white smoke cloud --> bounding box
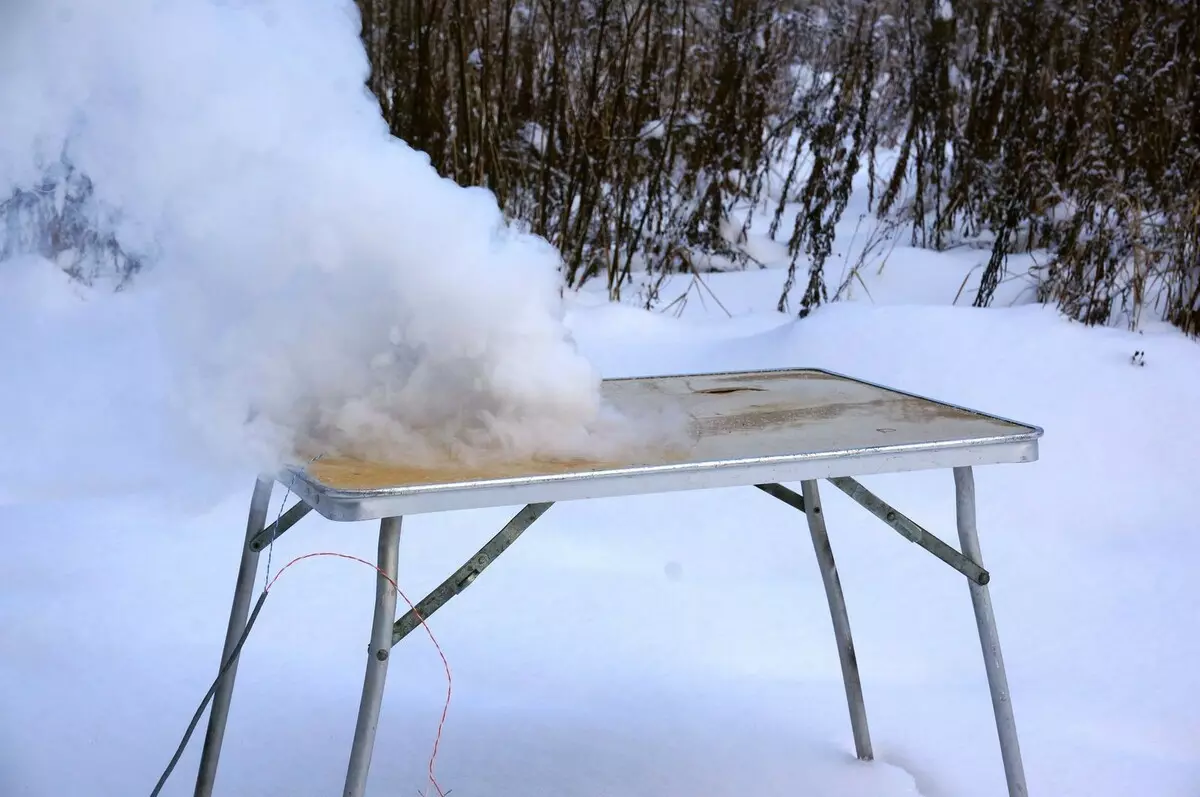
[0,0,686,471]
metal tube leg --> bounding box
[953,467,1028,797]
[801,480,873,761]
[194,477,274,797]
[343,516,403,797]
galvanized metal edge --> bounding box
[282,435,1038,522]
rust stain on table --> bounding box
[307,454,639,491]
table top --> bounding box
[282,368,1041,521]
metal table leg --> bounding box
[954,467,1028,797]
[343,516,403,797]
[194,477,274,797]
[801,480,874,761]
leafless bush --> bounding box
[874,0,1200,334]
[355,0,1200,334]
[0,158,142,289]
[2,0,1195,337]
[355,0,834,301]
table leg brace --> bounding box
[954,467,1028,797]
[343,516,403,797]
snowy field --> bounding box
[2,247,1199,797]
[3,1,1200,796]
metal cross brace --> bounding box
[758,479,989,585]
[248,499,312,553]
[239,497,554,646]
[391,502,553,645]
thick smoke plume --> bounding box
[0,0,686,471]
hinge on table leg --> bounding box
[248,500,312,552]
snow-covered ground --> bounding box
[3,2,1199,795]
[2,241,1199,797]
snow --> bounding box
[3,2,1199,796]
[3,247,1200,796]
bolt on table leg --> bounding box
[801,480,874,761]
[194,476,274,797]
[343,516,403,797]
[954,467,1028,797]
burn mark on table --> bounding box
[696,386,767,395]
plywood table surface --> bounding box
[286,368,1041,520]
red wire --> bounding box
[265,551,451,797]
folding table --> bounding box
[191,367,1041,797]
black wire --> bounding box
[149,590,270,797]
